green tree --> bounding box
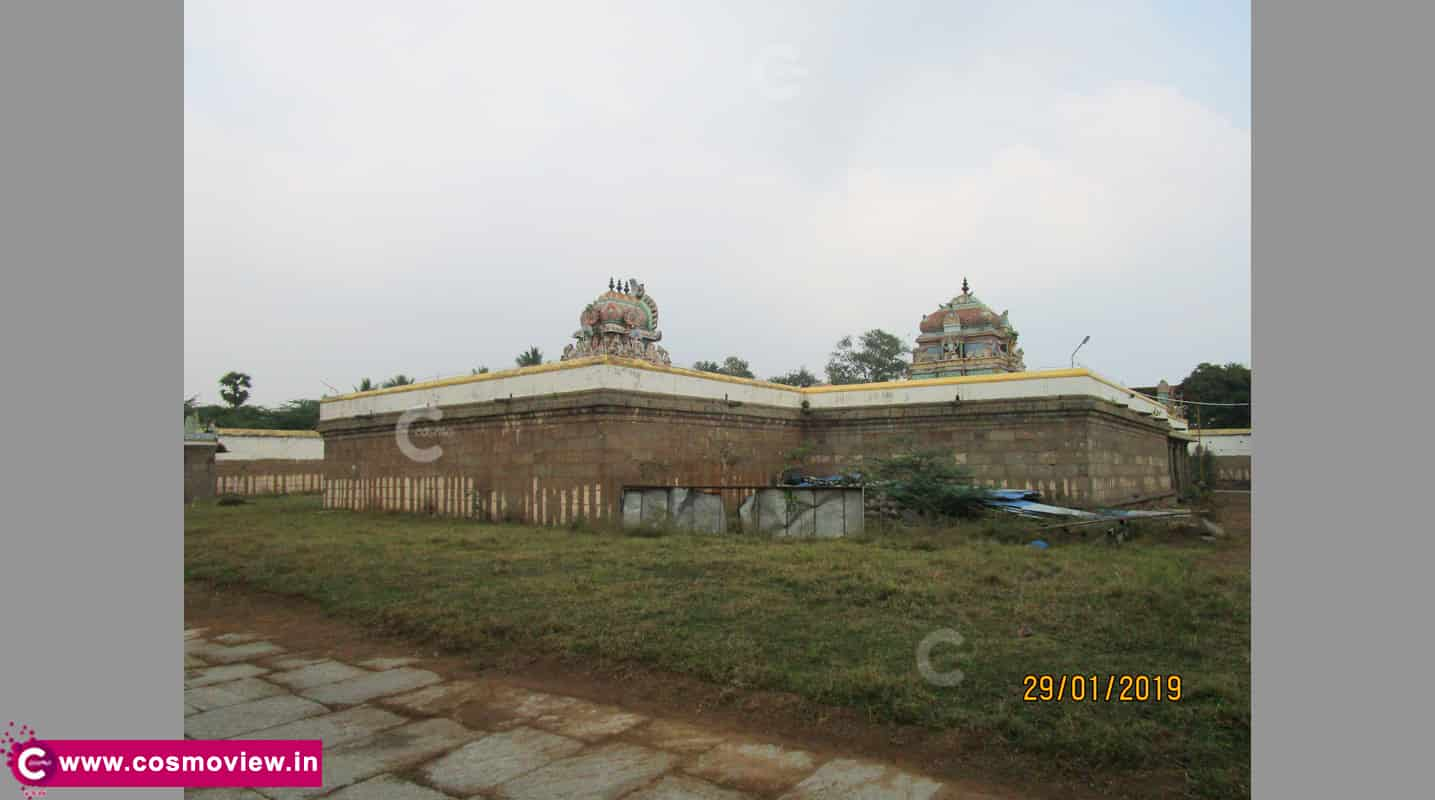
[825,330,908,384]
[868,448,991,521]
[472,366,490,375]
[218,371,252,408]
[770,367,819,387]
[694,356,755,378]
[381,374,415,388]
[516,347,544,367]
[184,394,199,418]
[353,377,375,392]
[1180,362,1251,428]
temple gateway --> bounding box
[910,279,1025,378]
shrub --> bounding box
[866,448,992,521]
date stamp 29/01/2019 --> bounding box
[1022,674,1183,703]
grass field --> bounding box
[184,495,1250,797]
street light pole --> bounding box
[1071,335,1091,368]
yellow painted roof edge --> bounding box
[1185,428,1252,436]
[216,428,322,439]
[320,357,1154,404]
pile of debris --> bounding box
[982,489,1216,544]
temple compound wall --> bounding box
[317,357,1189,524]
[214,429,325,496]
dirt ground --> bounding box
[185,492,1251,799]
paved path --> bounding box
[184,628,960,800]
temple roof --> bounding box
[916,278,1017,336]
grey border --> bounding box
[0,0,180,795]
[1255,1,1431,796]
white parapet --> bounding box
[319,356,1185,432]
[215,429,325,461]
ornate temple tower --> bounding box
[909,278,1026,378]
[561,278,672,366]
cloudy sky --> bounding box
[185,1,1249,405]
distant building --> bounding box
[183,413,223,503]
[214,428,324,496]
[910,279,1026,378]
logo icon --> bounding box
[4,723,50,798]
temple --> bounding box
[561,277,671,366]
[909,278,1025,378]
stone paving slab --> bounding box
[261,718,478,800]
[190,641,287,664]
[264,655,330,671]
[185,695,329,740]
[484,686,583,725]
[298,667,442,707]
[379,679,491,717]
[185,678,288,712]
[685,741,819,795]
[186,663,270,688]
[627,719,728,755]
[266,661,370,691]
[213,632,265,645]
[628,774,755,800]
[525,697,646,741]
[496,741,677,800]
[778,758,944,800]
[324,774,452,800]
[420,725,585,796]
[236,706,409,749]
[357,657,418,670]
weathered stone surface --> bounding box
[628,775,754,800]
[626,719,727,755]
[843,490,865,536]
[641,489,671,525]
[672,491,725,534]
[484,687,582,723]
[185,655,207,668]
[185,695,328,740]
[497,742,676,800]
[212,632,264,645]
[185,703,200,717]
[686,741,818,794]
[813,492,846,539]
[777,758,943,799]
[267,661,369,691]
[526,698,646,741]
[264,656,329,671]
[186,664,269,688]
[185,678,287,712]
[235,706,407,749]
[298,668,441,706]
[420,726,584,795]
[380,680,489,716]
[184,628,209,641]
[357,657,418,671]
[622,490,645,528]
[189,641,286,664]
[263,719,477,800]
[324,775,451,800]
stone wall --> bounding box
[316,360,1191,524]
[1211,455,1252,488]
[803,396,1173,505]
[215,460,325,496]
[319,389,801,524]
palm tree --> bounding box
[381,374,416,388]
[515,347,544,367]
[218,371,252,408]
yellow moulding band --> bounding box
[1185,428,1252,436]
[215,428,322,438]
[319,355,1166,408]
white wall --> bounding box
[1188,431,1252,456]
[216,433,324,461]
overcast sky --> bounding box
[185,1,1249,406]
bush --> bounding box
[867,449,992,521]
